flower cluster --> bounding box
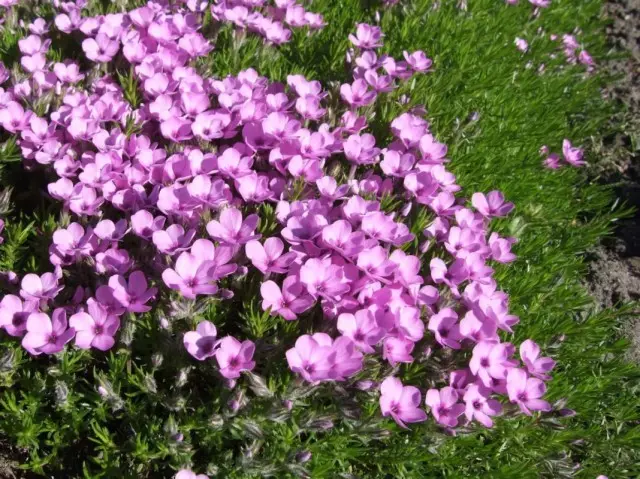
[541,139,585,169]
[0,0,557,444]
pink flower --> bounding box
[348,23,383,49]
[246,238,296,274]
[286,334,335,382]
[162,241,220,299]
[428,308,463,349]
[562,139,585,167]
[175,469,209,479]
[260,276,314,320]
[344,133,380,165]
[426,387,465,427]
[215,336,256,379]
[183,320,219,360]
[379,377,427,428]
[471,191,514,217]
[300,257,350,300]
[543,153,562,169]
[340,79,376,107]
[382,336,414,365]
[20,271,63,303]
[469,341,517,387]
[69,298,120,351]
[82,34,119,62]
[403,51,432,72]
[463,384,502,427]
[207,208,260,245]
[506,368,551,415]
[515,37,529,53]
[337,309,385,353]
[321,220,365,258]
[0,294,37,337]
[22,309,75,355]
[131,210,166,239]
[519,339,555,380]
[94,219,128,242]
[153,225,196,254]
[108,271,157,313]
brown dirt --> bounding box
[586,0,640,361]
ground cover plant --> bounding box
[0,0,639,478]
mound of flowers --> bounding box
[0,0,557,474]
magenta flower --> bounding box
[506,368,551,415]
[357,246,396,281]
[337,309,384,353]
[82,34,119,62]
[428,308,463,349]
[153,225,196,254]
[562,139,585,167]
[514,37,529,53]
[348,23,383,49]
[286,334,335,382]
[382,336,415,365]
[246,238,296,274]
[379,377,427,428]
[463,384,502,427]
[94,219,128,242]
[131,210,166,239]
[340,80,376,107]
[403,51,432,72]
[321,220,365,258]
[426,387,465,427]
[0,294,37,337]
[0,101,32,133]
[183,320,219,360]
[519,340,555,380]
[543,153,562,169]
[470,341,517,387]
[471,191,514,218]
[52,223,96,260]
[22,309,75,355]
[300,257,350,300]
[20,271,63,304]
[69,299,120,351]
[162,241,220,299]
[260,276,314,320]
[108,271,157,313]
[175,470,209,479]
[207,208,260,245]
[344,133,380,165]
[215,336,256,379]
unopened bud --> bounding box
[54,381,69,406]
[210,415,224,430]
[176,368,189,388]
[144,375,157,394]
[151,352,164,368]
[295,450,312,463]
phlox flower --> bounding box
[260,276,315,320]
[69,298,120,351]
[22,308,75,355]
[183,320,219,360]
[379,377,427,428]
[0,295,38,337]
[215,336,256,379]
[506,368,551,415]
[426,387,465,427]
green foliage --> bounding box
[0,0,639,478]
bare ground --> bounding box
[587,0,640,361]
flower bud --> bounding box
[295,450,312,463]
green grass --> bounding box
[1,0,639,477]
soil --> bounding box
[586,0,640,361]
